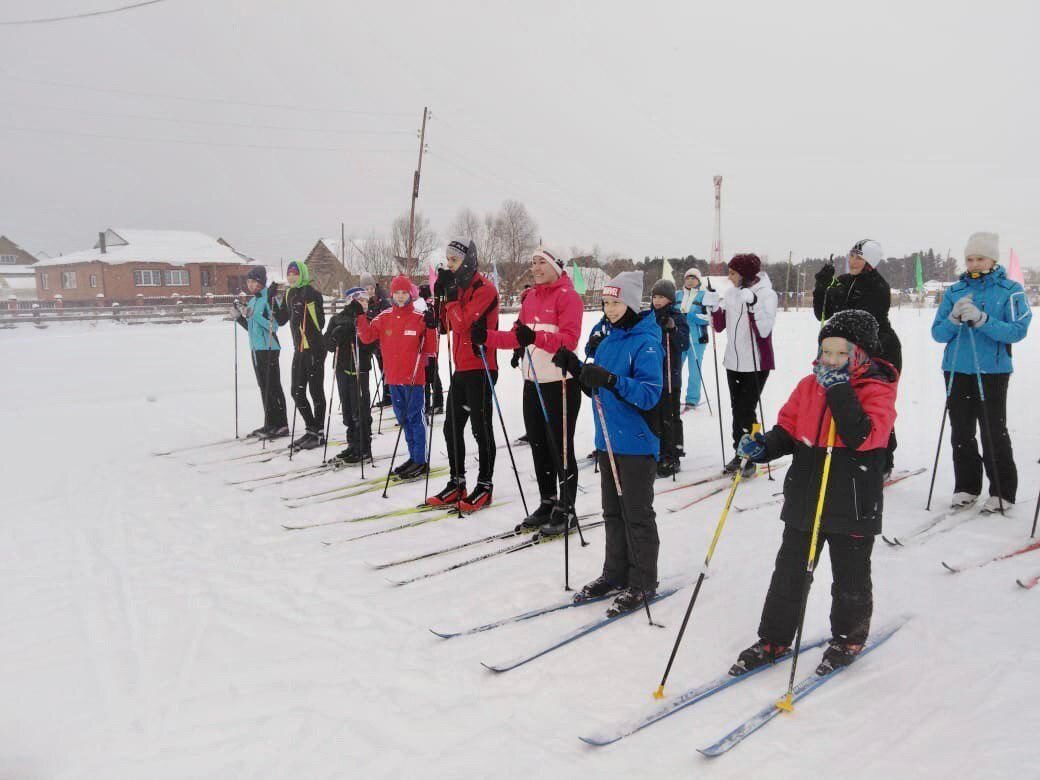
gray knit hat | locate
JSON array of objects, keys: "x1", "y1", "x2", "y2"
[
  {"x1": 360, "y1": 272, "x2": 376, "y2": 288},
  {"x1": 964, "y1": 231, "x2": 999, "y2": 263},
  {"x1": 601, "y1": 271, "x2": 643, "y2": 313},
  {"x1": 650, "y1": 278, "x2": 676, "y2": 302}
]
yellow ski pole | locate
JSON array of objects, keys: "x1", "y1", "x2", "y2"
[
  {"x1": 776, "y1": 418, "x2": 837, "y2": 712},
  {"x1": 653, "y1": 423, "x2": 762, "y2": 699}
]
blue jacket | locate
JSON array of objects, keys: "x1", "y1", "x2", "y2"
[
  {"x1": 590, "y1": 312, "x2": 663, "y2": 457},
  {"x1": 676, "y1": 288, "x2": 711, "y2": 344},
  {"x1": 238, "y1": 288, "x2": 281, "y2": 352},
  {"x1": 931, "y1": 266, "x2": 1031, "y2": 374}
]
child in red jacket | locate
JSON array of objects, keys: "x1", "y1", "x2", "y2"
[
  {"x1": 728, "y1": 309, "x2": 898, "y2": 677},
  {"x1": 355, "y1": 275, "x2": 437, "y2": 480}
]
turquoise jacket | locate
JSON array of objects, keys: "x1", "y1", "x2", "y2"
[
  {"x1": 676, "y1": 288, "x2": 711, "y2": 343},
  {"x1": 931, "y1": 266, "x2": 1030, "y2": 374},
  {"x1": 237, "y1": 288, "x2": 281, "y2": 352}
]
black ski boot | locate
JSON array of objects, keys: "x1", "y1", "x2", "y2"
[
  {"x1": 330, "y1": 446, "x2": 357, "y2": 469},
  {"x1": 291, "y1": 430, "x2": 317, "y2": 451},
  {"x1": 264, "y1": 424, "x2": 290, "y2": 440},
  {"x1": 729, "y1": 640, "x2": 790, "y2": 677},
  {"x1": 573, "y1": 575, "x2": 623, "y2": 604},
  {"x1": 518, "y1": 499, "x2": 555, "y2": 532},
  {"x1": 250, "y1": 425, "x2": 269, "y2": 438},
  {"x1": 723, "y1": 456, "x2": 741, "y2": 474},
  {"x1": 656, "y1": 458, "x2": 679, "y2": 479},
  {"x1": 392, "y1": 459, "x2": 415, "y2": 477},
  {"x1": 606, "y1": 587, "x2": 655, "y2": 618},
  {"x1": 396, "y1": 460, "x2": 427, "y2": 480},
  {"x1": 815, "y1": 640, "x2": 864, "y2": 676},
  {"x1": 538, "y1": 506, "x2": 577, "y2": 536}
]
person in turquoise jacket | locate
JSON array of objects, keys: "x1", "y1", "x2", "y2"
[
  {"x1": 676, "y1": 267, "x2": 711, "y2": 408},
  {"x1": 233, "y1": 265, "x2": 289, "y2": 438},
  {"x1": 552, "y1": 271, "x2": 663, "y2": 618},
  {"x1": 930, "y1": 232, "x2": 1031, "y2": 514}
]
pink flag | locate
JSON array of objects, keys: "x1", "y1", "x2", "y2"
[
  {"x1": 1007, "y1": 248, "x2": 1025, "y2": 285},
  {"x1": 428, "y1": 261, "x2": 437, "y2": 291}
]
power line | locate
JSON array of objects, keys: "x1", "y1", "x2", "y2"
[{"x1": 0, "y1": 0, "x2": 167, "y2": 25}]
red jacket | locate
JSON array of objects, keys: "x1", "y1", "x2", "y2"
[
  {"x1": 775, "y1": 369, "x2": 896, "y2": 451},
  {"x1": 356, "y1": 303, "x2": 436, "y2": 385},
  {"x1": 486, "y1": 272, "x2": 583, "y2": 383},
  {"x1": 443, "y1": 272, "x2": 499, "y2": 372}
]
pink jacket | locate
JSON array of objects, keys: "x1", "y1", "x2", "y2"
[{"x1": 486, "y1": 273, "x2": 583, "y2": 383}]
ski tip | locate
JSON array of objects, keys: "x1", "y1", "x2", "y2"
[
  {"x1": 386, "y1": 578, "x2": 407, "y2": 587},
  {"x1": 941, "y1": 561, "x2": 959, "y2": 573},
  {"x1": 480, "y1": 662, "x2": 506, "y2": 674},
  {"x1": 881, "y1": 536, "x2": 898, "y2": 547},
  {"x1": 577, "y1": 735, "x2": 611, "y2": 747},
  {"x1": 428, "y1": 628, "x2": 456, "y2": 640},
  {"x1": 697, "y1": 746, "x2": 724, "y2": 759}
]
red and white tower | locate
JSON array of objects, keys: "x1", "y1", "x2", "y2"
[{"x1": 710, "y1": 175, "x2": 723, "y2": 274}]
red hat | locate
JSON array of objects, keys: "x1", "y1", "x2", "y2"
[
  {"x1": 390, "y1": 275, "x2": 413, "y2": 295},
  {"x1": 728, "y1": 253, "x2": 761, "y2": 283}
]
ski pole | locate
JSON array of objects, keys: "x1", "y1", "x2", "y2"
[
  {"x1": 593, "y1": 394, "x2": 661, "y2": 627},
  {"x1": 233, "y1": 316, "x2": 240, "y2": 439},
  {"x1": 776, "y1": 418, "x2": 837, "y2": 713},
  {"x1": 967, "y1": 326, "x2": 1005, "y2": 515},
  {"x1": 287, "y1": 401, "x2": 298, "y2": 462},
  {"x1": 376, "y1": 353, "x2": 386, "y2": 435},
  {"x1": 563, "y1": 370, "x2": 571, "y2": 588},
  {"x1": 665, "y1": 331, "x2": 676, "y2": 482},
  {"x1": 382, "y1": 347, "x2": 426, "y2": 498},
  {"x1": 321, "y1": 346, "x2": 338, "y2": 462},
  {"x1": 423, "y1": 355, "x2": 437, "y2": 499},
  {"x1": 526, "y1": 347, "x2": 587, "y2": 547},
  {"x1": 745, "y1": 302, "x2": 772, "y2": 481},
  {"x1": 477, "y1": 345, "x2": 529, "y2": 516},
  {"x1": 1032, "y1": 487, "x2": 1039, "y2": 539},
  {"x1": 353, "y1": 340, "x2": 366, "y2": 480},
  {"x1": 259, "y1": 293, "x2": 277, "y2": 451},
  {"x1": 654, "y1": 423, "x2": 761, "y2": 699},
  {"x1": 705, "y1": 276, "x2": 726, "y2": 468},
  {"x1": 691, "y1": 348, "x2": 713, "y2": 416},
  {"x1": 925, "y1": 325, "x2": 963, "y2": 510}
]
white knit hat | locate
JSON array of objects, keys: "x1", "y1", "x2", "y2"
[
  {"x1": 849, "y1": 239, "x2": 884, "y2": 266},
  {"x1": 533, "y1": 246, "x2": 565, "y2": 277},
  {"x1": 964, "y1": 231, "x2": 999, "y2": 263},
  {"x1": 601, "y1": 271, "x2": 643, "y2": 313},
  {"x1": 684, "y1": 267, "x2": 702, "y2": 281}
]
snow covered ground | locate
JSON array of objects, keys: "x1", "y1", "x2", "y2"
[{"x1": 2, "y1": 306, "x2": 1037, "y2": 778}]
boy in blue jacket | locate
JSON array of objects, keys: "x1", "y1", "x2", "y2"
[
  {"x1": 233, "y1": 266, "x2": 289, "y2": 438},
  {"x1": 931, "y1": 231, "x2": 1031, "y2": 513},
  {"x1": 553, "y1": 272, "x2": 663, "y2": 617}
]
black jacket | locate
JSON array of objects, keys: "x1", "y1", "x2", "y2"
[
  {"x1": 325, "y1": 306, "x2": 373, "y2": 372},
  {"x1": 813, "y1": 267, "x2": 901, "y2": 370},
  {"x1": 274, "y1": 285, "x2": 325, "y2": 353}
]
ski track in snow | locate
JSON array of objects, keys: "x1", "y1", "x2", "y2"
[{"x1": 0, "y1": 308, "x2": 1037, "y2": 778}]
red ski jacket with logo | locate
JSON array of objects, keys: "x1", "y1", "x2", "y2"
[
  {"x1": 442, "y1": 272, "x2": 499, "y2": 373},
  {"x1": 356, "y1": 302, "x2": 436, "y2": 385}
]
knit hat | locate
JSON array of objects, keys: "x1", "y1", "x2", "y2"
[
  {"x1": 455, "y1": 240, "x2": 479, "y2": 290},
  {"x1": 246, "y1": 265, "x2": 267, "y2": 285},
  {"x1": 601, "y1": 271, "x2": 643, "y2": 313},
  {"x1": 819, "y1": 309, "x2": 880, "y2": 355},
  {"x1": 849, "y1": 239, "x2": 883, "y2": 267},
  {"x1": 650, "y1": 278, "x2": 676, "y2": 302},
  {"x1": 390, "y1": 275, "x2": 413, "y2": 295},
  {"x1": 964, "y1": 231, "x2": 999, "y2": 263},
  {"x1": 286, "y1": 261, "x2": 311, "y2": 288},
  {"x1": 533, "y1": 246, "x2": 565, "y2": 277},
  {"x1": 684, "y1": 267, "x2": 702, "y2": 281},
  {"x1": 446, "y1": 239, "x2": 469, "y2": 263},
  {"x1": 359, "y1": 272, "x2": 376, "y2": 288},
  {"x1": 728, "y1": 253, "x2": 761, "y2": 283}
]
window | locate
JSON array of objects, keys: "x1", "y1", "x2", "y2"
[
  {"x1": 61, "y1": 271, "x2": 78, "y2": 289},
  {"x1": 41, "y1": 273, "x2": 49, "y2": 290},
  {"x1": 163, "y1": 269, "x2": 189, "y2": 286},
  {"x1": 0, "y1": 255, "x2": 16, "y2": 265},
  {"x1": 227, "y1": 275, "x2": 247, "y2": 294},
  {"x1": 200, "y1": 267, "x2": 213, "y2": 287},
  {"x1": 89, "y1": 274, "x2": 98, "y2": 288},
  {"x1": 133, "y1": 269, "x2": 162, "y2": 287}
]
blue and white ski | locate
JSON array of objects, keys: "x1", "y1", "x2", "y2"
[
  {"x1": 577, "y1": 634, "x2": 830, "y2": 747},
  {"x1": 480, "y1": 584, "x2": 685, "y2": 673},
  {"x1": 698, "y1": 617, "x2": 910, "y2": 758},
  {"x1": 430, "y1": 591, "x2": 616, "y2": 640}
]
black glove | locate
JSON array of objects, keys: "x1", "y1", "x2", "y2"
[
  {"x1": 346, "y1": 299, "x2": 364, "y2": 317},
  {"x1": 586, "y1": 329, "x2": 606, "y2": 357},
  {"x1": 660, "y1": 315, "x2": 676, "y2": 332},
  {"x1": 579, "y1": 363, "x2": 616, "y2": 391},
  {"x1": 327, "y1": 324, "x2": 346, "y2": 344},
  {"x1": 433, "y1": 267, "x2": 456, "y2": 299},
  {"x1": 268, "y1": 281, "x2": 280, "y2": 299},
  {"x1": 424, "y1": 309, "x2": 439, "y2": 329},
  {"x1": 815, "y1": 264, "x2": 835, "y2": 286},
  {"x1": 510, "y1": 348, "x2": 523, "y2": 369},
  {"x1": 552, "y1": 347, "x2": 582, "y2": 378},
  {"x1": 516, "y1": 322, "x2": 536, "y2": 347},
  {"x1": 471, "y1": 318, "x2": 488, "y2": 346}
]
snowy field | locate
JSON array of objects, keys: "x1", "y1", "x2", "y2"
[{"x1": 2, "y1": 307, "x2": 1038, "y2": 779}]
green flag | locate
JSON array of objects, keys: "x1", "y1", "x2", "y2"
[
  {"x1": 571, "y1": 260, "x2": 587, "y2": 294},
  {"x1": 914, "y1": 253, "x2": 924, "y2": 293}
]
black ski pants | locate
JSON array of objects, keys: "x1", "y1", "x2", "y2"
[
  {"x1": 425, "y1": 356, "x2": 444, "y2": 410},
  {"x1": 658, "y1": 383, "x2": 683, "y2": 462},
  {"x1": 946, "y1": 372, "x2": 1017, "y2": 502},
  {"x1": 290, "y1": 349, "x2": 326, "y2": 432},
  {"x1": 252, "y1": 349, "x2": 288, "y2": 430},
  {"x1": 444, "y1": 369, "x2": 496, "y2": 485},
  {"x1": 336, "y1": 367, "x2": 371, "y2": 453},
  {"x1": 523, "y1": 379, "x2": 581, "y2": 507},
  {"x1": 374, "y1": 347, "x2": 392, "y2": 405},
  {"x1": 727, "y1": 369, "x2": 770, "y2": 450},
  {"x1": 599, "y1": 452, "x2": 659, "y2": 592},
  {"x1": 758, "y1": 524, "x2": 874, "y2": 646}
]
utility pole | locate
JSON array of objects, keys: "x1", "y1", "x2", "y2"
[
  {"x1": 406, "y1": 107, "x2": 429, "y2": 274},
  {"x1": 783, "y1": 250, "x2": 793, "y2": 312},
  {"x1": 341, "y1": 222, "x2": 347, "y2": 296},
  {"x1": 710, "y1": 175, "x2": 723, "y2": 275}
]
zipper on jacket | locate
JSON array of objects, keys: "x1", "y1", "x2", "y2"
[{"x1": 851, "y1": 477, "x2": 860, "y2": 523}]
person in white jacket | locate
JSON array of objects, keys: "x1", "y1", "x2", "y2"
[{"x1": 708, "y1": 253, "x2": 778, "y2": 475}]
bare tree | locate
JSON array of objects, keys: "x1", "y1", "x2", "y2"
[
  {"x1": 494, "y1": 199, "x2": 539, "y2": 266},
  {"x1": 390, "y1": 210, "x2": 438, "y2": 276}
]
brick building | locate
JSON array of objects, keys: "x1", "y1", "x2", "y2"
[
  {"x1": 33, "y1": 229, "x2": 258, "y2": 304},
  {"x1": 0, "y1": 235, "x2": 40, "y2": 301}
]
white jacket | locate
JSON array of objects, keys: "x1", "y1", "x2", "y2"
[{"x1": 715, "y1": 272, "x2": 778, "y2": 372}]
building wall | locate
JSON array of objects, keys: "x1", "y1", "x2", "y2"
[
  {"x1": 35, "y1": 261, "x2": 256, "y2": 303},
  {"x1": 0, "y1": 236, "x2": 38, "y2": 266}
]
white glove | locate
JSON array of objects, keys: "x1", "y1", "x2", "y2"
[
  {"x1": 738, "y1": 288, "x2": 757, "y2": 306},
  {"x1": 229, "y1": 303, "x2": 244, "y2": 319},
  {"x1": 958, "y1": 299, "x2": 987, "y2": 327},
  {"x1": 701, "y1": 290, "x2": 721, "y2": 309}
]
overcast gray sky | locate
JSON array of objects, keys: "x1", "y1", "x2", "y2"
[{"x1": 2, "y1": 0, "x2": 1037, "y2": 268}]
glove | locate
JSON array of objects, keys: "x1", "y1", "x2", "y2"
[
  {"x1": 957, "y1": 299, "x2": 987, "y2": 327},
  {"x1": 815, "y1": 264, "x2": 836, "y2": 286},
  {"x1": 660, "y1": 315, "x2": 676, "y2": 332},
  {"x1": 229, "y1": 303, "x2": 245, "y2": 319},
  {"x1": 424, "y1": 308, "x2": 439, "y2": 329},
  {"x1": 579, "y1": 363, "x2": 616, "y2": 391},
  {"x1": 736, "y1": 432, "x2": 768, "y2": 463},
  {"x1": 552, "y1": 347, "x2": 583, "y2": 378},
  {"x1": 267, "y1": 282, "x2": 280, "y2": 300},
  {"x1": 516, "y1": 322, "x2": 536, "y2": 347},
  {"x1": 814, "y1": 362, "x2": 851, "y2": 389},
  {"x1": 471, "y1": 318, "x2": 488, "y2": 346},
  {"x1": 433, "y1": 267, "x2": 456, "y2": 299},
  {"x1": 700, "y1": 290, "x2": 721, "y2": 309},
  {"x1": 739, "y1": 289, "x2": 757, "y2": 306},
  {"x1": 510, "y1": 348, "x2": 523, "y2": 369},
  {"x1": 327, "y1": 324, "x2": 346, "y2": 344},
  {"x1": 346, "y1": 299, "x2": 364, "y2": 318},
  {"x1": 586, "y1": 329, "x2": 606, "y2": 357}
]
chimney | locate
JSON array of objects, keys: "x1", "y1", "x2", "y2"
[{"x1": 99, "y1": 231, "x2": 106, "y2": 254}]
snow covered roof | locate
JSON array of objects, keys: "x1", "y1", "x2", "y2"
[{"x1": 32, "y1": 229, "x2": 256, "y2": 268}]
